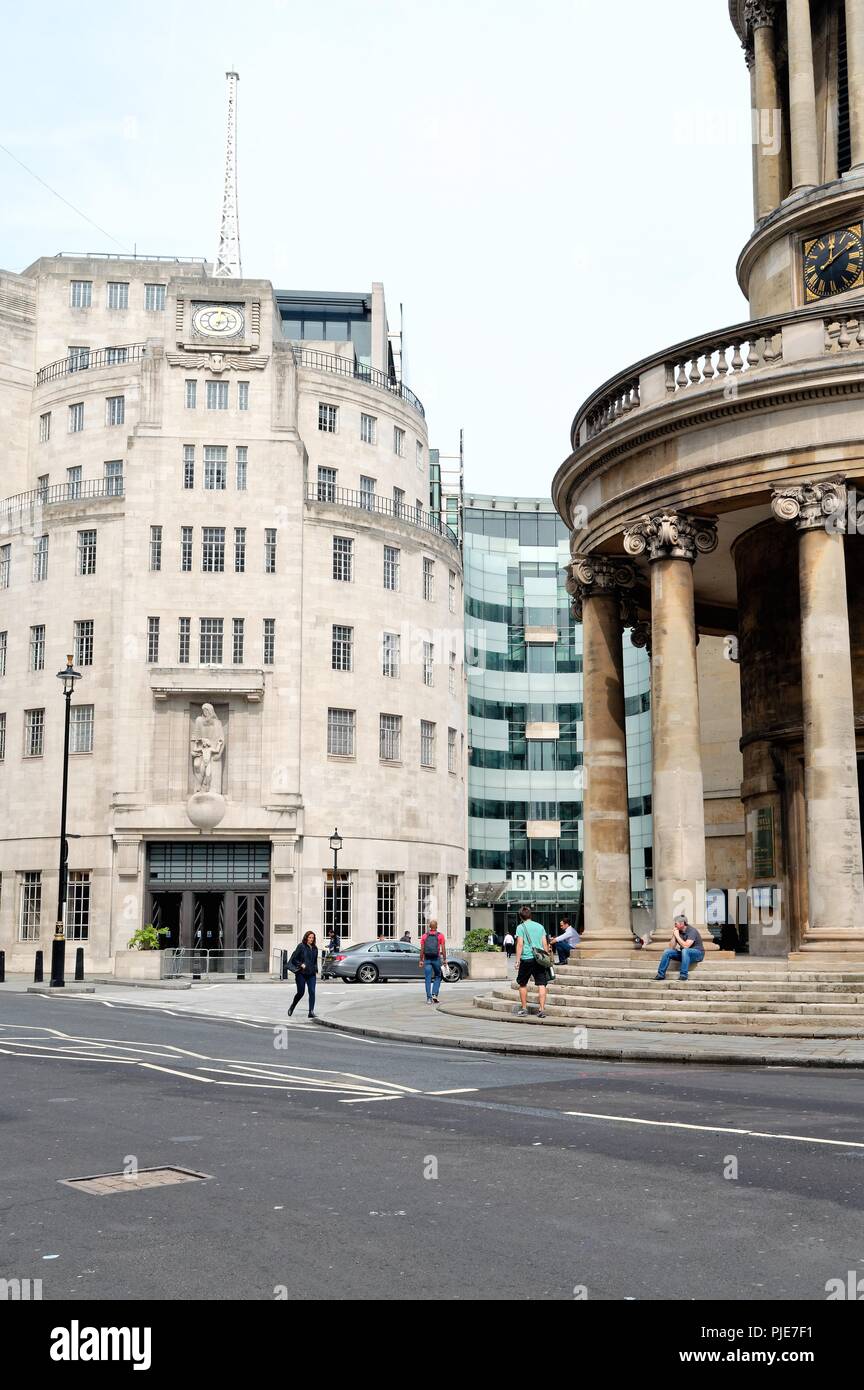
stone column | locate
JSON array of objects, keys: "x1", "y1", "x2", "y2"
[
  {"x1": 624, "y1": 513, "x2": 718, "y2": 934},
  {"x1": 746, "y1": 2, "x2": 782, "y2": 216},
  {"x1": 771, "y1": 479, "x2": 864, "y2": 944},
  {"x1": 786, "y1": 0, "x2": 820, "y2": 191},
  {"x1": 846, "y1": 0, "x2": 864, "y2": 171},
  {"x1": 566, "y1": 555, "x2": 635, "y2": 950}
]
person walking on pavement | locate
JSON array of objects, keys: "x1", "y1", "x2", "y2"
[
  {"x1": 503, "y1": 928, "x2": 516, "y2": 962},
  {"x1": 654, "y1": 914, "x2": 705, "y2": 983},
  {"x1": 288, "y1": 930, "x2": 319, "y2": 1018},
  {"x1": 419, "y1": 918, "x2": 447, "y2": 1004},
  {"x1": 514, "y1": 905, "x2": 552, "y2": 1019},
  {"x1": 400, "y1": 931, "x2": 412, "y2": 943}
]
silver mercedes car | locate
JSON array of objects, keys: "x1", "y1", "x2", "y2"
[{"x1": 324, "y1": 940, "x2": 469, "y2": 984}]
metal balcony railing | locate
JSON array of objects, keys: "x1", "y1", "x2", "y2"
[
  {"x1": 305, "y1": 483, "x2": 459, "y2": 547},
  {"x1": 0, "y1": 478, "x2": 124, "y2": 516},
  {"x1": 55, "y1": 252, "x2": 207, "y2": 264},
  {"x1": 293, "y1": 348, "x2": 425, "y2": 418},
  {"x1": 36, "y1": 343, "x2": 147, "y2": 387}
]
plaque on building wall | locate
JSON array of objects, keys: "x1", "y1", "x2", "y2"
[{"x1": 753, "y1": 806, "x2": 775, "y2": 878}]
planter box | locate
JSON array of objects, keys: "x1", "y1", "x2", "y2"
[
  {"x1": 465, "y1": 952, "x2": 508, "y2": 980},
  {"x1": 114, "y1": 949, "x2": 173, "y2": 981}
]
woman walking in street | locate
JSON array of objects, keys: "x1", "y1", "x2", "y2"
[{"x1": 288, "y1": 930, "x2": 319, "y2": 1019}]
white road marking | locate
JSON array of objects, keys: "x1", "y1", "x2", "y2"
[
  {"x1": 563, "y1": 1110, "x2": 864, "y2": 1149},
  {"x1": 424, "y1": 1088, "x2": 479, "y2": 1095},
  {"x1": 339, "y1": 1095, "x2": 405, "y2": 1105}
]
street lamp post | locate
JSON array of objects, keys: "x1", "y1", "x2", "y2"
[
  {"x1": 51, "y1": 654, "x2": 82, "y2": 988},
  {"x1": 329, "y1": 828, "x2": 343, "y2": 943}
]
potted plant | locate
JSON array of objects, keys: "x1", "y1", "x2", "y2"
[
  {"x1": 461, "y1": 927, "x2": 508, "y2": 980},
  {"x1": 114, "y1": 924, "x2": 171, "y2": 980}
]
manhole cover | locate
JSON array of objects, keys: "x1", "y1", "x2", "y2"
[{"x1": 60, "y1": 1166, "x2": 211, "y2": 1196}]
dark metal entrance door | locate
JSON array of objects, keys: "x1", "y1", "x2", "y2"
[
  {"x1": 193, "y1": 893, "x2": 225, "y2": 952},
  {"x1": 150, "y1": 892, "x2": 183, "y2": 950},
  {"x1": 233, "y1": 893, "x2": 268, "y2": 972}
]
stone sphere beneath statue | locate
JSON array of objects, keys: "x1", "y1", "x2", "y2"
[{"x1": 186, "y1": 792, "x2": 226, "y2": 830}]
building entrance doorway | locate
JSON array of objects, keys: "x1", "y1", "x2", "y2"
[{"x1": 147, "y1": 842, "x2": 271, "y2": 972}]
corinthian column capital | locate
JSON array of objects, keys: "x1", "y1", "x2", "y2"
[
  {"x1": 771, "y1": 476, "x2": 846, "y2": 532},
  {"x1": 623, "y1": 512, "x2": 719, "y2": 564},
  {"x1": 744, "y1": 0, "x2": 775, "y2": 30},
  {"x1": 565, "y1": 555, "x2": 635, "y2": 622}
]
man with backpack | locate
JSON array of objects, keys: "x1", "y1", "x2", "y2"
[
  {"x1": 514, "y1": 905, "x2": 552, "y2": 1019},
  {"x1": 419, "y1": 918, "x2": 447, "y2": 1004}
]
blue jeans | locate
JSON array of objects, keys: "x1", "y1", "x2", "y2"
[
  {"x1": 556, "y1": 945, "x2": 572, "y2": 966},
  {"x1": 656, "y1": 947, "x2": 704, "y2": 981},
  {"x1": 424, "y1": 959, "x2": 442, "y2": 999},
  {"x1": 290, "y1": 971, "x2": 317, "y2": 1015}
]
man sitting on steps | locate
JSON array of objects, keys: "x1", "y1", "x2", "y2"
[{"x1": 654, "y1": 914, "x2": 705, "y2": 983}]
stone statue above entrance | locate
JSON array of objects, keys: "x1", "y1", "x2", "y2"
[{"x1": 191, "y1": 703, "x2": 225, "y2": 794}]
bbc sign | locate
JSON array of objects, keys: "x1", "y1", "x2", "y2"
[{"x1": 508, "y1": 872, "x2": 581, "y2": 893}]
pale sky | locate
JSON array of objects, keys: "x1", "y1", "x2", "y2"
[{"x1": 2, "y1": 0, "x2": 753, "y2": 496}]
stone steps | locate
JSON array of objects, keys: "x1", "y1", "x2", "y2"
[
  {"x1": 489, "y1": 986, "x2": 864, "y2": 1017},
  {"x1": 474, "y1": 994, "x2": 864, "y2": 1037},
  {"x1": 544, "y1": 986, "x2": 864, "y2": 1003}
]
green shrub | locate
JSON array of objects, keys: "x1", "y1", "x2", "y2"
[
  {"x1": 127, "y1": 923, "x2": 169, "y2": 951},
  {"x1": 463, "y1": 927, "x2": 500, "y2": 954}
]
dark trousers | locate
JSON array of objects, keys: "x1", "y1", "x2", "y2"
[{"x1": 290, "y1": 971, "x2": 317, "y2": 1015}]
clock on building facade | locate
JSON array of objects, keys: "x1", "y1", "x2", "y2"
[
  {"x1": 802, "y1": 223, "x2": 864, "y2": 302},
  {"x1": 191, "y1": 303, "x2": 246, "y2": 339}
]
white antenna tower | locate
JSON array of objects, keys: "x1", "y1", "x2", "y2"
[{"x1": 214, "y1": 71, "x2": 242, "y2": 278}]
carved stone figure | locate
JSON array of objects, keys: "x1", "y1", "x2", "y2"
[{"x1": 191, "y1": 703, "x2": 225, "y2": 794}]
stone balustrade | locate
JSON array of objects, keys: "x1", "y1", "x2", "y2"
[{"x1": 824, "y1": 317, "x2": 864, "y2": 352}]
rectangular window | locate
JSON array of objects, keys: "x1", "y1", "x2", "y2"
[
  {"x1": 30, "y1": 625, "x2": 45, "y2": 672},
  {"x1": 449, "y1": 570, "x2": 456, "y2": 613},
  {"x1": 0, "y1": 711, "x2": 5, "y2": 760},
  {"x1": 77, "y1": 530, "x2": 96, "y2": 575},
  {"x1": 323, "y1": 871, "x2": 351, "y2": 936},
  {"x1": 0, "y1": 630, "x2": 6, "y2": 677},
  {"x1": 416, "y1": 498, "x2": 424, "y2": 516},
  {"x1": 66, "y1": 872, "x2": 91, "y2": 940},
  {"x1": 234, "y1": 527, "x2": 246, "y2": 573},
  {"x1": 104, "y1": 459, "x2": 123, "y2": 494},
  {"x1": 74, "y1": 619, "x2": 94, "y2": 667},
  {"x1": 377, "y1": 872, "x2": 398, "y2": 938},
  {"x1": 199, "y1": 617, "x2": 224, "y2": 665},
  {"x1": 448, "y1": 727, "x2": 457, "y2": 773},
  {"x1": 67, "y1": 466, "x2": 81, "y2": 499},
  {"x1": 327, "y1": 707, "x2": 355, "y2": 757},
  {"x1": 420, "y1": 719, "x2": 436, "y2": 767},
  {"x1": 416, "y1": 440, "x2": 424, "y2": 469},
  {"x1": 107, "y1": 281, "x2": 129, "y2": 309},
  {"x1": 318, "y1": 402, "x2": 338, "y2": 433},
  {"x1": 265, "y1": 528, "x2": 277, "y2": 575},
  {"x1": 423, "y1": 556, "x2": 434, "y2": 601},
  {"x1": 68, "y1": 346, "x2": 90, "y2": 372},
  {"x1": 379, "y1": 713, "x2": 402, "y2": 762},
  {"x1": 19, "y1": 871, "x2": 42, "y2": 940},
  {"x1": 394, "y1": 486, "x2": 405, "y2": 517},
  {"x1": 238, "y1": 381, "x2": 249, "y2": 411},
  {"x1": 449, "y1": 652, "x2": 457, "y2": 695},
  {"x1": 418, "y1": 874, "x2": 434, "y2": 933},
  {"x1": 35, "y1": 474, "x2": 49, "y2": 501},
  {"x1": 70, "y1": 703, "x2": 94, "y2": 754},
  {"x1": 181, "y1": 526, "x2": 193, "y2": 572},
  {"x1": 361, "y1": 413, "x2": 376, "y2": 444},
  {"x1": 105, "y1": 346, "x2": 127, "y2": 365},
  {"x1": 383, "y1": 545, "x2": 400, "y2": 591},
  {"x1": 235, "y1": 446, "x2": 247, "y2": 490},
  {"x1": 423, "y1": 641, "x2": 434, "y2": 687},
  {"x1": 204, "y1": 445, "x2": 227, "y2": 490},
  {"x1": 360, "y1": 475, "x2": 376, "y2": 510},
  {"x1": 202, "y1": 527, "x2": 225, "y2": 572},
  {"x1": 232, "y1": 617, "x2": 245, "y2": 665},
  {"x1": 39, "y1": 412, "x2": 51, "y2": 444},
  {"x1": 447, "y1": 875, "x2": 457, "y2": 934},
  {"x1": 24, "y1": 708, "x2": 44, "y2": 758},
  {"x1": 145, "y1": 283, "x2": 166, "y2": 311},
  {"x1": 33, "y1": 536, "x2": 48, "y2": 582},
  {"x1": 70, "y1": 280, "x2": 91, "y2": 309},
  {"x1": 0, "y1": 545, "x2": 9, "y2": 589},
  {"x1": 382, "y1": 631, "x2": 400, "y2": 679},
  {"x1": 332, "y1": 624, "x2": 353, "y2": 672},
  {"x1": 332, "y1": 536, "x2": 353, "y2": 582},
  {"x1": 148, "y1": 525, "x2": 162, "y2": 572},
  {"x1": 183, "y1": 445, "x2": 195, "y2": 489},
  {"x1": 68, "y1": 402, "x2": 84, "y2": 433},
  {"x1": 178, "y1": 616, "x2": 191, "y2": 664},
  {"x1": 394, "y1": 426, "x2": 405, "y2": 457},
  {"x1": 317, "y1": 466, "x2": 337, "y2": 502},
  {"x1": 206, "y1": 380, "x2": 229, "y2": 411},
  {"x1": 263, "y1": 618, "x2": 275, "y2": 665},
  {"x1": 106, "y1": 396, "x2": 125, "y2": 427},
  {"x1": 147, "y1": 616, "x2": 160, "y2": 664},
  {"x1": 185, "y1": 379, "x2": 197, "y2": 410}
]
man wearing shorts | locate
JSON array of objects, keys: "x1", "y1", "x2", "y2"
[{"x1": 514, "y1": 905, "x2": 551, "y2": 1018}]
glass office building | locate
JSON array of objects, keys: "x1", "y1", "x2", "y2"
[{"x1": 464, "y1": 494, "x2": 652, "y2": 938}]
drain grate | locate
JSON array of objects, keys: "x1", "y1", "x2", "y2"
[{"x1": 60, "y1": 1166, "x2": 211, "y2": 1196}]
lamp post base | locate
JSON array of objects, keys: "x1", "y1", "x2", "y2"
[{"x1": 49, "y1": 932, "x2": 66, "y2": 989}]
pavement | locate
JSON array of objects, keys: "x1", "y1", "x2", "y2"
[{"x1": 4, "y1": 972, "x2": 864, "y2": 1065}]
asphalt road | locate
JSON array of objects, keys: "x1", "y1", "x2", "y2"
[{"x1": 2, "y1": 988, "x2": 863, "y2": 1301}]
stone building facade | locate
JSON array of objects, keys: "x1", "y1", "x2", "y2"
[
  {"x1": 553, "y1": 0, "x2": 864, "y2": 958},
  {"x1": 0, "y1": 255, "x2": 466, "y2": 972}
]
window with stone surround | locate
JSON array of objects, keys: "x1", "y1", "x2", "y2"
[
  {"x1": 107, "y1": 281, "x2": 129, "y2": 309},
  {"x1": 420, "y1": 719, "x2": 436, "y2": 768},
  {"x1": 178, "y1": 617, "x2": 191, "y2": 664},
  {"x1": 202, "y1": 527, "x2": 225, "y2": 572},
  {"x1": 183, "y1": 446, "x2": 195, "y2": 488},
  {"x1": 199, "y1": 617, "x2": 223, "y2": 665},
  {"x1": 19, "y1": 870, "x2": 42, "y2": 939},
  {"x1": 77, "y1": 530, "x2": 97, "y2": 576},
  {"x1": 74, "y1": 619, "x2": 94, "y2": 667},
  {"x1": 233, "y1": 617, "x2": 245, "y2": 665},
  {"x1": 332, "y1": 625, "x2": 353, "y2": 672},
  {"x1": 332, "y1": 536, "x2": 353, "y2": 582},
  {"x1": 145, "y1": 283, "x2": 166, "y2": 311},
  {"x1": 69, "y1": 280, "x2": 91, "y2": 309},
  {"x1": 327, "y1": 707, "x2": 355, "y2": 757},
  {"x1": 66, "y1": 872, "x2": 91, "y2": 939},
  {"x1": 204, "y1": 446, "x2": 227, "y2": 490},
  {"x1": 206, "y1": 380, "x2": 229, "y2": 411},
  {"x1": 150, "y1": 526, "x2": 162, "y2": 572},
  {"x1": 70, "y1": 704, "x2": 94, "y2": 754},
  {"x1": 263, "y1": 618, "x2": 275, "y2": 666},
  {"x1": 147, "y1": 617, "x2": 160, "y2": 664},
  {"x1": 24, "y1": 709, "x2": 44, "y2": 758},
  {"x1": 181, "y1": 526, "x2": 193, "y2": 572},
  {"x1": 379, "y1": 713, "x2": 402, "y2": 762}
]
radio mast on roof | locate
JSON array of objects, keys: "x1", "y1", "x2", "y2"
[{"x1": 214, "y1": 71, "x2": 242, "y2": 278}]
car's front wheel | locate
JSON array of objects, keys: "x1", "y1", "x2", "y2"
[
  {"x1": 357, "y1": 964, "x2": 379, "y2": 984},
  {"x1": 444, "y1": 963, "x2": 463, "y2": 982}
]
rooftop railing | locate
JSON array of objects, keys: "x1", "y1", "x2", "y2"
[
  {"x1": 54, "y1": 252, "x2": 207, "y2": 264},
  {"x1": 36, "y1": 343, "x2": 147, "y2": 387},
  {"x1": 0, "y1": 478, "x2": 124, "y2": 516},
  {"x1": 305, "y1": 483, "x2": 459, "y2": 548},
  {"x1": 293, "y1": 348, "x2": 425, "y2": 418}
]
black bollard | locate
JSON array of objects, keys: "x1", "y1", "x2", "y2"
[
  {"x1": 280, "y1": 950, "x2": 289, "y2": 981},
  {"x1": 0, "y1": 950, "x2": 5, "y2": 983},
  {"x1": 34, "y1": 950, "x2": 43, "y2": 983},
  {"x1": 74, "y1": 947, "x2": 84, "y2": 982}
]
